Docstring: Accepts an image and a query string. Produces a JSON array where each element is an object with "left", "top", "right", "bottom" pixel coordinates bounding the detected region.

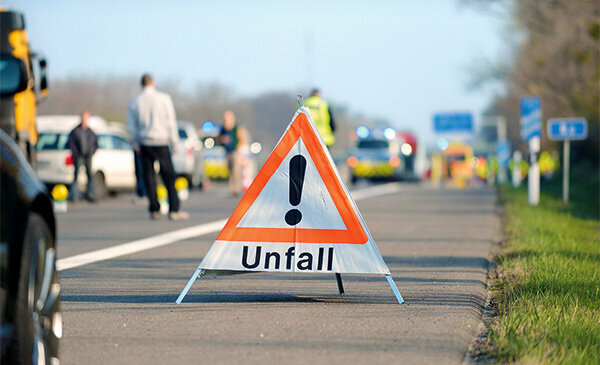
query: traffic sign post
[
  {"left": 547, "top": 118, "right": 588, "bottom": 140},
  {"left": 512, "top": 151, "right": 522, "bottom": 188},
  {"left": 527, "top": 136, "right": 540, "bottom": 206},
  {"left": 497, "top": 140, "right": 510, "bottom": 184},
  {"left": 562, "top": 140, "right": 570, "bottom": 205},
  {"left": 520, "top": 96, "right": 541, "bottom": 206},
  {"left": 547, "top": 118, "right": 588, "bottom": 205},
  {"left": 433, "top": 112, "right": 474, "bottom": 134},
  {"left": 496, "top": 116, "right": 509, "bottom": 184}
]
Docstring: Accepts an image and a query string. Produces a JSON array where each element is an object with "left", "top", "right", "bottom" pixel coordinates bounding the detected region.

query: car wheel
[
  {"left": 13, "top": 213, "right": 61, "bottom": 365},
  {"left": 94, "top": 171, "right": 107, "bottom": 200}
]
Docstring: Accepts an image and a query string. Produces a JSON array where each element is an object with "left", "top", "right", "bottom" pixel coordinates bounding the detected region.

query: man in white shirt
[{"left": 127, "top": 74, "right": 189, "bottom": 220}]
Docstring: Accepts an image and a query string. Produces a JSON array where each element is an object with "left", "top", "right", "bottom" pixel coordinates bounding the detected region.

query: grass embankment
[{"left": 493, "top": 163, "right": 600, "bottom": 364}]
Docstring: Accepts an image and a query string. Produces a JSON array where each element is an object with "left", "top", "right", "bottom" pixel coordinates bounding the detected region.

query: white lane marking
[
  {"left": 351, "top": 182, "right": 404, "bottom": 200},
  {"left": 56, "top": 182, "right": 403, "bottom": 271},
  {"left": 56, "top": 220, "right": 228, "bottom": 271}
]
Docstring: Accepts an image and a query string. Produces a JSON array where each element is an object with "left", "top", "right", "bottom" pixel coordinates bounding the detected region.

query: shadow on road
[
  {"left": 61, "top": 290, "right": 486, "bottom": 310},
  {"left": 383, "top": 255, "right": 489, "bottom": 268},
  {"left": 60, "top": 292, "right": 394, "bottom": 305}
]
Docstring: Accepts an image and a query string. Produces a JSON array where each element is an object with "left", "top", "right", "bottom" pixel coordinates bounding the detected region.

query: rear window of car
[
  {"left": 36, "top": 133, "right": 68, "bottom": 150},
  {"left": 357, "top": 140, "right": 389, "bottom": 149}
]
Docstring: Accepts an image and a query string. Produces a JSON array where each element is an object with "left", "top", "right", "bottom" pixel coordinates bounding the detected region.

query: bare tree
[{"left": 472, "top": 0, "right": 599, "bottom": 162}]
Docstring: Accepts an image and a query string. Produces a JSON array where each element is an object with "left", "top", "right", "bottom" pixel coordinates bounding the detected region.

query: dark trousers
[
  {"left": 134, "top": 151, "right": 147, "bottom": 198},
  {"left": 140, "top": 145, "right": 179, "bottom": 213},
  {"left": 69, "top": 155, "right": 94, "bottom": 201}
]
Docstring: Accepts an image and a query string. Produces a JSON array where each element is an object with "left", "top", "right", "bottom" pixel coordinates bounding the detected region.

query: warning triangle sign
[
  {"left": 176, "top": 107, "right": 403, "bottom": 304},
  {"left": 198, "top": 107, "right": 390, "bottom": 274},
  {"left": 217, "top": 110, "right": 367, "bottom": 244}
]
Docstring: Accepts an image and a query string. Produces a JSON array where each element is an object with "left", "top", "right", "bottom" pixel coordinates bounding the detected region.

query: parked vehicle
[
  {"left": 35, "top": 115, "right": 136, "bottom": 198},
  {"left": 346, "top": 126, "right": 421, "bottom": 184},
  {"left": 0, "top": 9, "right": 49, "bottom": 165},
  {"left": 0, "top": 130, "right": 61, "bottom": 364},
  {"left": 201, "top": 136, "right": 229, "bottom": 180},
  {"left": 346, "top": 127, "right": 400, "bottom": 184},
  {"left": 172, "top": 121, "right": 203, "bottom": 187},
  {"left": 442, "top": 141, "right": 475, "bottom": 186},
  {"left": 397, "top": 131, "right": 420, "bottom": 181}
]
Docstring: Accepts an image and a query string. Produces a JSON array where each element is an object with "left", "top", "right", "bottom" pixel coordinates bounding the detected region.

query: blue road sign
[
  {"left": 433, "top": 112, "right": 473, "bottom": 133},
  {"left": 497, "top": 141, "right": 511, "bottom": 167},
  {"left": 520, "top": 96, "right": 541, "bottom": 141},
  {"left": 547, "top": 118, "right": 588, "bottom": 141}
]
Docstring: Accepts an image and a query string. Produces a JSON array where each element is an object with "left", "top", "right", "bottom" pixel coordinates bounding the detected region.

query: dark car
[{"left": 0, "top": 130, "right": 61, "bottom": 364}]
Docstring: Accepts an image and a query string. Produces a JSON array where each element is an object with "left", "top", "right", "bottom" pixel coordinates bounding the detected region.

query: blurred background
[{"left": 5, "top": 0, "right": 599, "bottom": 176}]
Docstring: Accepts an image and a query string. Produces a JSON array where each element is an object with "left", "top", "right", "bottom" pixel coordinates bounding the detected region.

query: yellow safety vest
[{"left": 305, "top": 96, "right": 335, "bottom": 146}]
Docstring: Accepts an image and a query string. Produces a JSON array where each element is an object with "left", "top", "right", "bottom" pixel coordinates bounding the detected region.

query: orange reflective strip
[{"left": 217, "top": 112, "right": 367, "bottom": 244}]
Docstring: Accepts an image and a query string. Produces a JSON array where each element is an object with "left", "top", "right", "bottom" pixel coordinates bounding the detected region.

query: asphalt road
[{"left": 55, "top": 182, "right": 500, "bottom": 364}]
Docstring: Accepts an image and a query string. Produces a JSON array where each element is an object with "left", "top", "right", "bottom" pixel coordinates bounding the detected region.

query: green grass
[{"left": 492, "top": 163, "right": 600, "bottom": 364}]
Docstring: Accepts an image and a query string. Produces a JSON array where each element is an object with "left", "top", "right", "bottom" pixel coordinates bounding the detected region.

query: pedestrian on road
[
  {"left": 236, "top": 126, "right": 255, "bottom": 192},
  {"left": 305, "top": 88, "right": 336, "bottom": 147},
  {"left": 67, "top": 111, "right": 98, "bottom": 202},
  {"left": 126, "top": 73, "right": 189, "bottom": 220},
  {"left": 217, "top": 110, "right": 242, "bottom": 196}
]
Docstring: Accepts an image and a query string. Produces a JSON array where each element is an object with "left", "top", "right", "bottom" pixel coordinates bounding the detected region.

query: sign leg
[
  {"left": 335, "top": 273, "right": 344, "bottom": 296},
  {"left": 563, "top": 140, "right": 570, "bottom": 205},
  {"left": 385, "top": 274, "right": 404, "bottom": 304},
  {"left": 176, "top": 267, "right": 202, "bottom": 304}
]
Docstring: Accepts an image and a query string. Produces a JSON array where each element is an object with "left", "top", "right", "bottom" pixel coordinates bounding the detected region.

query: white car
[
  {"left": 35, "top": 115, "right": 136, "bottom": 198},
  {"left": 172, "top": 121, "right": 203, "bottom": 187}
]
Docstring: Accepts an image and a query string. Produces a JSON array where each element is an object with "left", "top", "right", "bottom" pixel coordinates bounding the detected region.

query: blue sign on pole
[
  {"left": 547, "top": 118, "right": 588, "bottom": 141},
  {"left": 497, "top": 141, "right": 511, "bottom": 167},
  {"left": 433, "top": 112, "right": 473, "bottom": 133},
  {"left": 520, "top": 96, "right": 542, "bottom": 141}
]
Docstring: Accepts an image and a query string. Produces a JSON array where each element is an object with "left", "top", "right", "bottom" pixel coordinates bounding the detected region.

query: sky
[{"left": 8, "top": 0, "right": 508, "bottom": 145}]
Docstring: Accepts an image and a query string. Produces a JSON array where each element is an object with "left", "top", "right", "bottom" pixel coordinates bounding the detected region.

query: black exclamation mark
[{"left": 285, "top": 155, "right": 307, "bottom": 226}]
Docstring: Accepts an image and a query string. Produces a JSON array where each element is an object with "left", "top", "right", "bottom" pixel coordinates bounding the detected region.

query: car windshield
[
  {"left": 35, "top": 133, "right": 68, "bottom": 150},
  {"left": 447, "top": 155, "right": 466, "bottom": 162},
  {"left": 357, "top": 140, "right": 389, "bottom": 149},
  {"left": 178, "top": 128, "right": 188, "bottom": 139},
  {"left": 0, "top": 55, "right": 22, "bottom": 94}
]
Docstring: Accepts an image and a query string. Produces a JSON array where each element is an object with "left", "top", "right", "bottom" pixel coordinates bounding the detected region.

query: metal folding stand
[
  {"left": 176, "top": 265, "right": 202, "bottom": 304},
  {"left": 386, "top": 274, "right": 404, "bottom": 304},
  {"left": 176, "top": 268, "right": 404, "bottom": 305},
  {"left": 335, "top": 273, "right": 344, "bottom": 295}
]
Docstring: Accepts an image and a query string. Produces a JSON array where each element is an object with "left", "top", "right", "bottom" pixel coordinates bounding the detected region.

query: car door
[
  {"left": 108, "top": 135, "right": 135, "bottom": 189},
  {"left": 92, "top": 134, "right": 115, "bottom": 187},
  {"left": 172, "top": 127, "right": 188, "bottom": 175}
]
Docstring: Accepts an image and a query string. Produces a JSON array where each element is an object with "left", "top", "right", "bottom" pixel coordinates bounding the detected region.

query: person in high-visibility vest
[{"left": 305, "top": 89, "right": 336, "bottom": 147}]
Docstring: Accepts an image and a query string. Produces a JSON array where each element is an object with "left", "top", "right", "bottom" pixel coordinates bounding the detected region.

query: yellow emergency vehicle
[
  {"left": 442, "top": 142, "right": 475, "bottom": 187},
  {"left": 0, "top": 9, "right": 49, "bottom": 163}
]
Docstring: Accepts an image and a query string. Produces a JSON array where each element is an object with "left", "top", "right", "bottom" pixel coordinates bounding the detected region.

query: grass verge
[{"left": 492, "top": 163, "right": 599, "bottom": 364}]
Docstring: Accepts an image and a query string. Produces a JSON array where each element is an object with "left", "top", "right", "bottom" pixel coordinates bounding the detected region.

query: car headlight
[
  {"left": 401, "top": 143, "right": 413, "bottom": 156},
  {"left": 347, "top": 156, "right": 359, "bottom": 167}
]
